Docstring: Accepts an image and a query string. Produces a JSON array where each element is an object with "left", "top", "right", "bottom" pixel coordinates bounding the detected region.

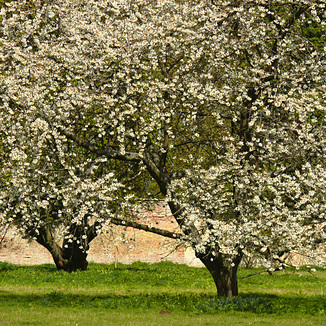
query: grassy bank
[{"left": 0, "top": 261, "right": 325, "bottom": 325}]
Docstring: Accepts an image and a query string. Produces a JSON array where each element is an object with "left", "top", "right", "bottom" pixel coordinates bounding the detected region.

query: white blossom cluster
[
  {"left": 0, "top": 110, "right": 128, "bottom": 240},
  {"left": 0, "top": 0, "right": 326, "bottom": 269}
]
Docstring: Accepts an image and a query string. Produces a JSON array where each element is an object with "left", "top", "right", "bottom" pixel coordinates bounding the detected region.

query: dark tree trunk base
[
  {"left": 35, "top": 225, "right": 90, "bottom": 272},
  {"left": 53, "top": 246, "right": 89, "bottom": 272},
  {"left": 199, "top": 252, "right": 242, "bottom": 297}
]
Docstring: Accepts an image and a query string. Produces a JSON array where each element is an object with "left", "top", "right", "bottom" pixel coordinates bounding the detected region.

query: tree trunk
[
  {"left": 34, "top": 225, "right": 91, "bottom": 272},
  {"left": 167, "top": 200, "right": 242, "bottom": 296},
  {"left": 198, "top": 252, "right": 242, "bottom": 297},
  {"left": 60, "top": 234, "right": 89, "bottom": 272}
]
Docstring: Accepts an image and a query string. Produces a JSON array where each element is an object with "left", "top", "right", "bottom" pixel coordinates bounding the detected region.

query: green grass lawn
[{"left": 0, "top": 261, "right": 325, "bottom": 325}]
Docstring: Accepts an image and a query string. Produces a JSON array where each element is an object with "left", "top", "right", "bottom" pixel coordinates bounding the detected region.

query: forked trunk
[
  {"left": 198, "top": 252, "right": 242, "bottom": 297},
  {"left": 34, "top": 225, "right": 91, "bottom": 272},
  {"left": 51, "top": 242, "right": 89, "bottom": 272}
]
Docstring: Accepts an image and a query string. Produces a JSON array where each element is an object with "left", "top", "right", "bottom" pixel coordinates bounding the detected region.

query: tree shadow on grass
[{"left": 0, "top": 291, "right": 325, "bottom": 315}]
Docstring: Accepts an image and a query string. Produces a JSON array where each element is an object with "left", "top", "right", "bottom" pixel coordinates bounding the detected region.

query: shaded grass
[
  {"left": 0, "top": 261, "right": 325, "bottom": 325},
  {"left": 0, "top": 290, "right": 325, "bottom": 315}
]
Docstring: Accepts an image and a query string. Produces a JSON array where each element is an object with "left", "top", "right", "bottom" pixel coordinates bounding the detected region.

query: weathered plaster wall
[{"left": 0, "top": 206, "right": 204, "bottom": 267}]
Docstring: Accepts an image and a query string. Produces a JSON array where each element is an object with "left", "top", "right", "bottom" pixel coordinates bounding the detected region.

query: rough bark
[
  {"left": 110, "top": 217, "right": 183, "bottom": 239},
  {"left": 198, "top": 252, "right": 242, "bottom": 297},
  {"left": 168, "top": 199, "right": 242, "bottom": 297},
  {"left": 34, "top": 225, "right": 89, "bottom": 272}
]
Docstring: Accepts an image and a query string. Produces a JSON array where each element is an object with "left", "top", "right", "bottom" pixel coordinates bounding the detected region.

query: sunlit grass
[{"left": 0, "top": 261, "right": 325, "bottom": 325}]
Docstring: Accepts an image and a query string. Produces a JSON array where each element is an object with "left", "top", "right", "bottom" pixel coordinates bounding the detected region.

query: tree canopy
[{"left": 0, "top": 0, "right": 326, "bottom": 295}]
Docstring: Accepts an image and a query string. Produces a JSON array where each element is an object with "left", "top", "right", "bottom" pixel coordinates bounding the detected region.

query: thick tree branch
[
  {"left": 0, "top": 224, "right": 10, "bottom": 249},
  {"left": 168, "top": 199, "right": 201, "bottom": 241},
  {"left": 87, "top": 221, "right": 102, "bottom": 243},
  {"left": 33, "top": 225, "right": 68, "bottom": 269},
  {"left": 110, "top": 217, "right": 183, "bottom": 240},
  {"left": 142, "top": 151, "right": 168, "bottom": 195}
]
